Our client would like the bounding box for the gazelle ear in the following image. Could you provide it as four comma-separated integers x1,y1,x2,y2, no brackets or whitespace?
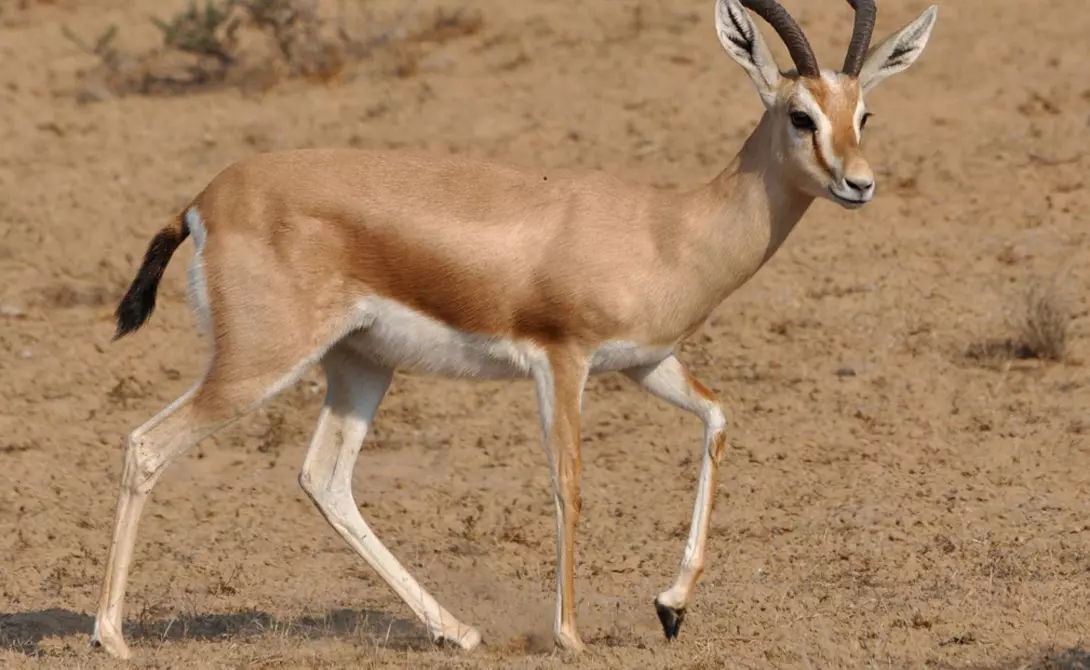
857,5,938,94
715,0,782,108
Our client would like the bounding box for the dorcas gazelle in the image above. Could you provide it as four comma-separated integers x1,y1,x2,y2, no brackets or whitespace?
92,0,938,658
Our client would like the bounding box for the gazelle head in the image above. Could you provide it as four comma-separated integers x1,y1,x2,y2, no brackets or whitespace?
716,0,937,209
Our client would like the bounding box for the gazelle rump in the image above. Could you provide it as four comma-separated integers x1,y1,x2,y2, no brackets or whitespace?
92,0,937,658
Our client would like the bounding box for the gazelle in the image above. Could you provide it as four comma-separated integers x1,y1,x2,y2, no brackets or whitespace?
92,0,938,658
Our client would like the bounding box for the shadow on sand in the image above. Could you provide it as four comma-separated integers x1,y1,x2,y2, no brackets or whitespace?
948,646,1090,670
0,607,432,657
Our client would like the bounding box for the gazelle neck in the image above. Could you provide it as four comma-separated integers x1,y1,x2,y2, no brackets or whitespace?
684,112,815,300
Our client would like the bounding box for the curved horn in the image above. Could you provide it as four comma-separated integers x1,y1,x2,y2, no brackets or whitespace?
739,0,820,78
842,0,877,76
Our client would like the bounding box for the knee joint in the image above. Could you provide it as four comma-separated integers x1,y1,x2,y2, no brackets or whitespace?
705,404,728,435
299,468,353,518
122,434,159,492
298,468,328,501
704,405,728,462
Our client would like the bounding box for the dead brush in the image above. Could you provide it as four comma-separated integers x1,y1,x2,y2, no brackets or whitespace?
151,0,243,74
62,0,489,99
966,272,1073,367
241,0,346,80
63,0,363,97
408,6,484,44
1016,276,1070,362
61,24,121,70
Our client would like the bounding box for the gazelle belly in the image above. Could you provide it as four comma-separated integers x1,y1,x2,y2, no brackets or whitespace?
341,297,673,379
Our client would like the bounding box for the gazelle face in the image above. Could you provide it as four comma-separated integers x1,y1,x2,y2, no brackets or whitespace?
775,73,875,209
714,0,938,210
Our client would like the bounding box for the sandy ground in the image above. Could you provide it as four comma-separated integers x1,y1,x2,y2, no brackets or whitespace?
1,0,1089,668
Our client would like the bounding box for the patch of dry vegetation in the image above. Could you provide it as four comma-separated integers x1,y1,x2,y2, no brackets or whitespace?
1016,277,1071,361
966,272,1073,368
63,0,356,97
60,0,484,99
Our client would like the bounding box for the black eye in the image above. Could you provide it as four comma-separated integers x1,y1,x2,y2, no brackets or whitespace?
789,111,816,132
860,111,873,130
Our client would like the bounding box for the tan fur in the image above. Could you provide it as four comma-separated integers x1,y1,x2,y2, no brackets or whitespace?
808,76,862,155
685,368,717,402
540,344,588,650
190,138,804,355
91,110,829,661
93,0,939,658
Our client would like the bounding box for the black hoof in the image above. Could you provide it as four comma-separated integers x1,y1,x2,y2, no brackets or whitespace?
654,598,685,640
432,635,467,649
431,634,485,649
90,639,101,649
432,637,455,650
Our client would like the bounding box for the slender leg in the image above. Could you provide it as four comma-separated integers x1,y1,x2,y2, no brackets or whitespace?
624,355,727,641
530,345,590,653
299,347,481,649
92,356,314,659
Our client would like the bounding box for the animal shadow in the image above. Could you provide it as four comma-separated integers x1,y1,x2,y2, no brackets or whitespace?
955,646,1090,670
0,607,432,657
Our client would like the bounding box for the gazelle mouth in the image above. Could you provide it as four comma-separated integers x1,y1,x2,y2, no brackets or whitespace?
828,189,868,209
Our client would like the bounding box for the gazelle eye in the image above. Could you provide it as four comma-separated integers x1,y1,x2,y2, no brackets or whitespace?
789,111,816,132
860,111,873,130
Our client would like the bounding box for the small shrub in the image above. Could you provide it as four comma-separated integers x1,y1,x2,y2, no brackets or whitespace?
1016,277,1069,362
62,0,487,99
62,24,121,70
65,0,350,97
965,272,1072,367
408,7,484,44
151,0,243,72
241,0,346,81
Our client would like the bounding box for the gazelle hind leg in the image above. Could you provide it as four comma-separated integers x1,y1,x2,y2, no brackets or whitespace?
299,346,481,649
92,349,327,659
624,355,727,641
92,388,199,660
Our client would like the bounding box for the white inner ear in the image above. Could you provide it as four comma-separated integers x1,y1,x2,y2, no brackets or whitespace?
715,0,781,108
858,5,938,93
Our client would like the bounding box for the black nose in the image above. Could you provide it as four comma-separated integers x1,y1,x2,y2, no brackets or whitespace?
845,177,874,192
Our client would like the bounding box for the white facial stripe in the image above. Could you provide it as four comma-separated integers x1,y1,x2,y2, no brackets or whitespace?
853,97,867,143
819,70,840,90
820,70,850,166
793,86,841,177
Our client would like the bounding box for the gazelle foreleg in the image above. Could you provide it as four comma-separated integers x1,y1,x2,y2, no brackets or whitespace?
531,345,591,653
298,346,482,649
624,354,727,641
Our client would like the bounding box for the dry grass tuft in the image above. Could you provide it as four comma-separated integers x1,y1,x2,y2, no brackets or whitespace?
966,272,1072,367
62,0,382,98
1015,277,1070,362
60,0,492,99
408,6,484,45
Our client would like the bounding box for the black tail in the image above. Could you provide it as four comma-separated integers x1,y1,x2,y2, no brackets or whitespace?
113,212,191,340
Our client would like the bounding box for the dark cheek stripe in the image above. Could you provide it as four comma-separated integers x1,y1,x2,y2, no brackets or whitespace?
811,134,833,178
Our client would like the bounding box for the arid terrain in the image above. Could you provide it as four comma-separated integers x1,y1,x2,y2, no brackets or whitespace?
1,0,1089,668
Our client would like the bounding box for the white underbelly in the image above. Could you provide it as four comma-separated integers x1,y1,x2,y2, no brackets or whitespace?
340,297,673,379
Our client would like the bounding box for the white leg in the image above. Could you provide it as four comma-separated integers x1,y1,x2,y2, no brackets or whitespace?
93,358,313,659
624,354,727,640
299,347,481,649
530,346,590,653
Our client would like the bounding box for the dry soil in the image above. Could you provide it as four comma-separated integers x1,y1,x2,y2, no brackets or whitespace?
1,0,1089,668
